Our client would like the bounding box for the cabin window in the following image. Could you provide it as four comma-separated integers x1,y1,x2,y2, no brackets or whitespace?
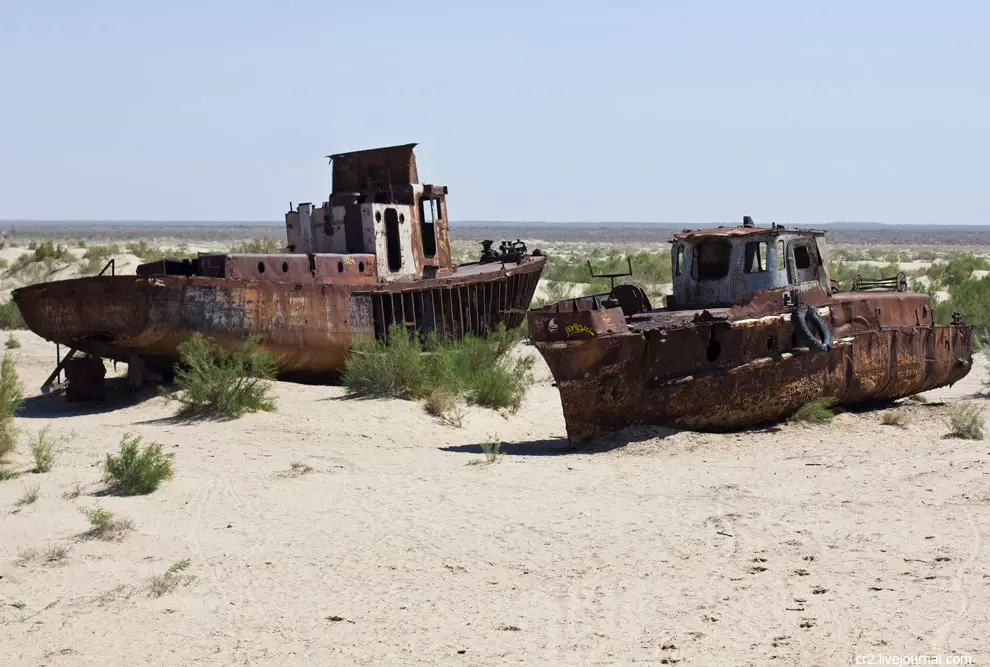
777,240,786,271
384,207,402,272
744,241,767,273
419,198,437,258
692,240,731,281
788,240,819,284
674,244,684,276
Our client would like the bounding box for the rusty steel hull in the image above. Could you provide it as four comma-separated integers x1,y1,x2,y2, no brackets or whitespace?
12,258,543,380
529,291,973,444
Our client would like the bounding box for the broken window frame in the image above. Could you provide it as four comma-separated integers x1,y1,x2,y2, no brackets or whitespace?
744,241,768,274
419,197,438,259
692,239,732,281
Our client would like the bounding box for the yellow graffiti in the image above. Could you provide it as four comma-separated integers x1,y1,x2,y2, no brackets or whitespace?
343,256,355,265
565,323,595,337
438,239,448,252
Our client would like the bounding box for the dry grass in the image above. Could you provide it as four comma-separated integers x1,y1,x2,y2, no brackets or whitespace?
425,388,466,428
62,481,83,499
948,403,985,440
15,548,38,566
881,410,911,428
287,462,314,476
16,483,39,506
43,544,70,564
149,559,195,597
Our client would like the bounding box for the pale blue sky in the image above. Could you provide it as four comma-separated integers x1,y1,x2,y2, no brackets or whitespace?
1,1,986,224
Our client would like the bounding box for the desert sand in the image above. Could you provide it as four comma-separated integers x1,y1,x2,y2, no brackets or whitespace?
1,328,988,666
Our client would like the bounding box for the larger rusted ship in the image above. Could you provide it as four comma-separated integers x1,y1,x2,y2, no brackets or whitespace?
528,217,973,445
14,144,544,389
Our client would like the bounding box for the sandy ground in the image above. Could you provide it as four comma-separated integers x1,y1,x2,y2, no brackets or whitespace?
0,331,988,666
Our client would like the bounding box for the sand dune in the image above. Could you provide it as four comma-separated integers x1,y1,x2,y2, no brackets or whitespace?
0,331,987,666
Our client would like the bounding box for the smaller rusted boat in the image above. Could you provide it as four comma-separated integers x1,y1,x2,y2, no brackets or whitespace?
13,144,545,393
528,217,973,444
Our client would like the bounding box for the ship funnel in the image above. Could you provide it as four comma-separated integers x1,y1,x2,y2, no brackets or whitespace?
742,215,754,228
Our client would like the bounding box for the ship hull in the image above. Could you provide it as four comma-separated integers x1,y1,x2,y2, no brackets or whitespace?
530,292,973,444
13,258,543,380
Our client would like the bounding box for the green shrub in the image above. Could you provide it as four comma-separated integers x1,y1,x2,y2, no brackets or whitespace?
0,301,25,330
475,435,504,465
0,353,24,460
83,506,134,540
231,237,284,253
163,334,278,419
29,426,64,473
948,403,984,440
5,334,19,349
342,324,535,413
791,397,836,424
102,433,175,495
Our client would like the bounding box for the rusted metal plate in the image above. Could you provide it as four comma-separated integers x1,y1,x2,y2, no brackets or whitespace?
313,254,377,284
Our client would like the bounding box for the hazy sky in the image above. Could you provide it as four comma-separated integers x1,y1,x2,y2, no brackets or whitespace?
1,1,987,225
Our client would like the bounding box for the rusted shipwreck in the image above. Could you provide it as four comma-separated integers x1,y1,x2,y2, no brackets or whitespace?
528,217,973,444
14,144,544,393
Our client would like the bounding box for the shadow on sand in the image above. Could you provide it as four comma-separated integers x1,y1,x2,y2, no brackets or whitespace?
439,425,685,457
15,379,159,420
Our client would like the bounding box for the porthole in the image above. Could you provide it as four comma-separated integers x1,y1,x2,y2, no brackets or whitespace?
257,262,265,273
281,261,289,273
399,213,405,223
766,335,775,351
358,261,365,273
375,211,382,222
337,261,344,273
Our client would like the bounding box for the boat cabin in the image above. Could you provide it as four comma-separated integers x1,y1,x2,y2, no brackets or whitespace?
285,143,454,282
669,218,830,309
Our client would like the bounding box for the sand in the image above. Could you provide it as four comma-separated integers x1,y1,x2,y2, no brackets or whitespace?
0,330,988,666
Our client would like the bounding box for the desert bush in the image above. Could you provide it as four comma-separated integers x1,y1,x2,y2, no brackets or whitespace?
30,240,72,263
881,410,911,428
926,254,990,288
0,301,25,329
5,334,20,349
126,240,195,262
149,559,195,597
343,324,534,413
906,394,929,404
83,506,135,540
0,466,15,481
0,353,24,460
231,237,284,253
29,426,65,473
102,433,175,495
0,258,8,270
163,334,278,419
791,397,836,424
948,403,985,440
